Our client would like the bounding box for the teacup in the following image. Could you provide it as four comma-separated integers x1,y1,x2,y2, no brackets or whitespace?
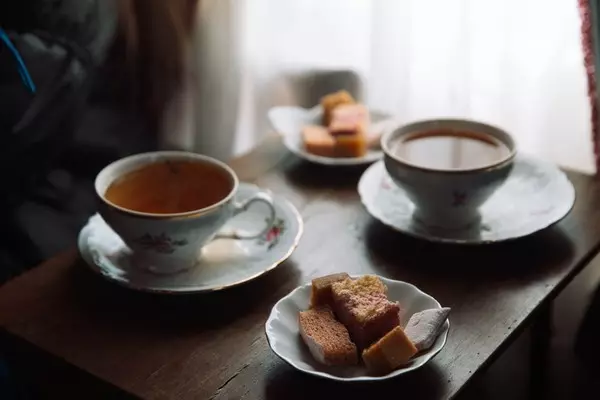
94,151,276,274
381,119,516,229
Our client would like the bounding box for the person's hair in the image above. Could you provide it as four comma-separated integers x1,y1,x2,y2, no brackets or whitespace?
114,0,198,129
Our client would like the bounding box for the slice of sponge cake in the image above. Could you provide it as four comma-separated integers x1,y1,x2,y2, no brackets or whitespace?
302,125,336,157
329,104,370,137
331,276,400,349
362,326,418,375
334,133,368,158
321,90,355,126
298,307,358,366
310,273,351,308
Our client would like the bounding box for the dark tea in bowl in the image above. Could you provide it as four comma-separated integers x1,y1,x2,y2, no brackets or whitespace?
393,129,512,171
381,119,516,229
95,151,277,275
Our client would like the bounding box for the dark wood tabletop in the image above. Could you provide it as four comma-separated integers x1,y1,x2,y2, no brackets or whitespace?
2,136,600,400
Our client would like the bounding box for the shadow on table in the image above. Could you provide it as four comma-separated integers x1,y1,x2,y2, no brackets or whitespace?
66,257,302,333
263,360,446,400
363,219,575,283
283,160,369,192
2,331,134,400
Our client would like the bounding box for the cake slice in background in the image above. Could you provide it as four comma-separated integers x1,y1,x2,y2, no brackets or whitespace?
334,133,368,158
331,275,400,349
320,90,355,126
362,326,417,375
298,307,358,366
328,103,369,157
302,124,367,158
328,104,370,137
302,125,336,157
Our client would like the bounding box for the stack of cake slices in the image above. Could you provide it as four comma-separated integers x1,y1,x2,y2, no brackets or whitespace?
302,91,370,158
298,273,450,375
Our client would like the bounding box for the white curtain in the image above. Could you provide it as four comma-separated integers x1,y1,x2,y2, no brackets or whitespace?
165,0,595,173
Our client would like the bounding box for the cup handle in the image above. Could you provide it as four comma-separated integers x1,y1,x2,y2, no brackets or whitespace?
214,192,277,240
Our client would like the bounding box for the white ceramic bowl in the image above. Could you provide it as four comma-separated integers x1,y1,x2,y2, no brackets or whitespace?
382,119,516,229
265,275,449,381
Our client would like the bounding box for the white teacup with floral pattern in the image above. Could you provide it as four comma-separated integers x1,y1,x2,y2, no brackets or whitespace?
94,151,276,274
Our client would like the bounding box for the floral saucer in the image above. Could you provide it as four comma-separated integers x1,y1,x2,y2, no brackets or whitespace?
268,105,396,166
78,183,303,294
265,275,449,381
358,157,575,244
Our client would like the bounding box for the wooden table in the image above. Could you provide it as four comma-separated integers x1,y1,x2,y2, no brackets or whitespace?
2,136,600,400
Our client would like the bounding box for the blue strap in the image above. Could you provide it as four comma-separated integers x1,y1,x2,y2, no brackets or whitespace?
0,27,36,93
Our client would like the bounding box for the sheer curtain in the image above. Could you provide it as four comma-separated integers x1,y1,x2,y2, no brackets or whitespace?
168,0,594,173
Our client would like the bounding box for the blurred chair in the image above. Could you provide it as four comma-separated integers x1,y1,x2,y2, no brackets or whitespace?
288,69,365,108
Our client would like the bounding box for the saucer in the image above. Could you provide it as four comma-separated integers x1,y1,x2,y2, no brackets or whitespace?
265,275,449,381
268,105,395,166
358,157,576,244
78,183,303,294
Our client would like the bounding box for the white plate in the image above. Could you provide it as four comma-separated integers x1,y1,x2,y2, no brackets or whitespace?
358,157,576,244
265,275,449,381
78,183,303,294
268,105,395,166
